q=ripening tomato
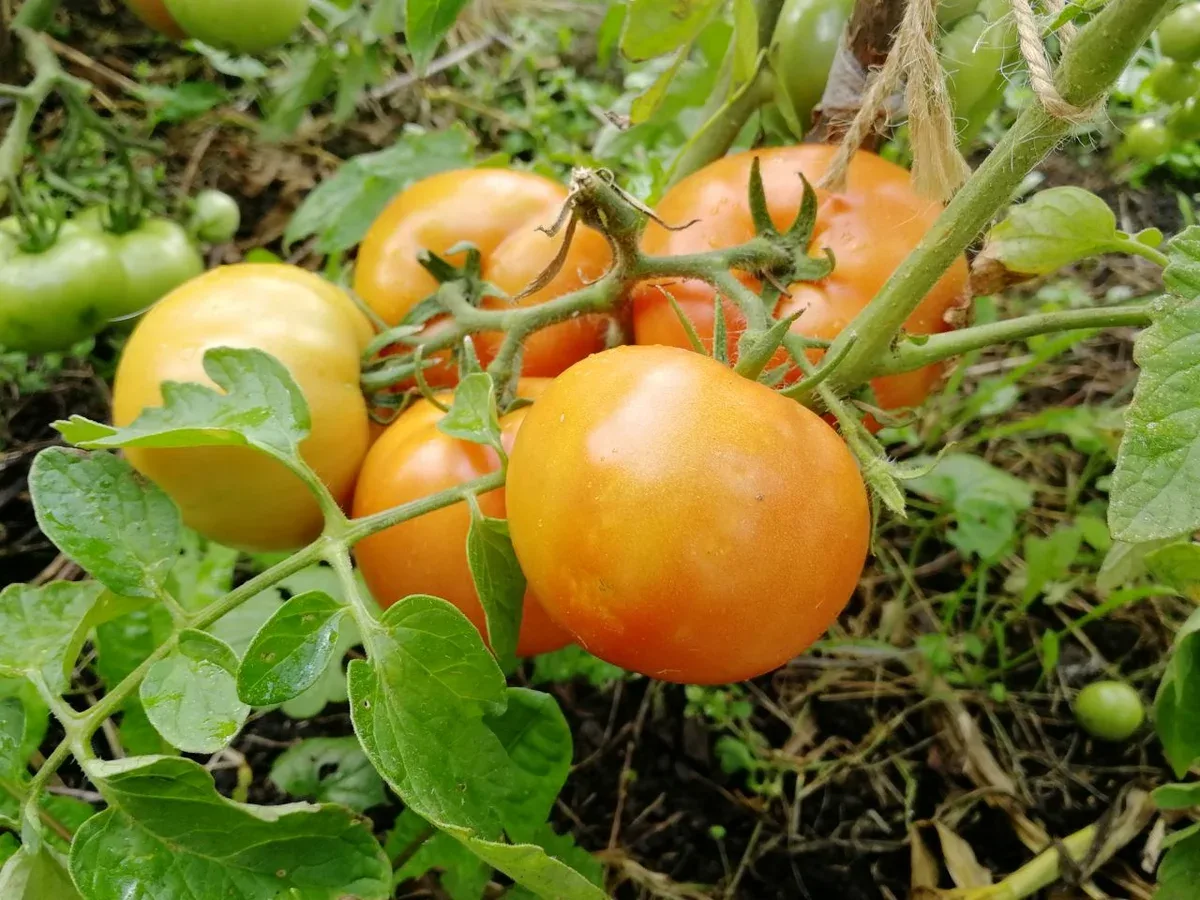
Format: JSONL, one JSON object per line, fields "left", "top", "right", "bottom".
{"left": 633, "top": 146, "right": 968, "bottom": 414}
{"left": 163, "top": 0, "right": 309, "bottom": 53}
{"left": 353, "top": 380, "right": 572, "bottom": 657}
{"left": 113, "top": 264, "right": 373, "bottom": 551}
{"left": 506, "top": 345, "right": 870, "bottom": 684}
{"left": 123, "top": 0, "right": 187, "bottom": 38}
{"left": 354, "top": 169, "right": 612, "bottom": 386}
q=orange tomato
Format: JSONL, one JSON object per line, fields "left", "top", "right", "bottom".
{"left": 633, "top": 146, "right": 967, "bottom": 413}
{"left": 355, "top": 169, "right": 612, "bottom": 386}
{"left": 506, "top": 345, "right": 870, "bottom": 684}
{"left": 123, "top": 0, "right": 187, "bottom": 38}
{"left": 352, "top": 380, "right": 572, "bottom": 657}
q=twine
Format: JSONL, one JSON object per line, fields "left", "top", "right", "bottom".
{"left": 1011, "top": 0, "right": 1104, "bottom": 123}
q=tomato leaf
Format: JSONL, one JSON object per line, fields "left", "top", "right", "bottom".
{"left": 69, "top": 756, "right": 390, "bottom": 900}
{"left": 1146, "top": 542, "right": 1200, "bottom": 601}
{"left": 349, "top": 597, "right": 603, "bottom": 898}
{"left": 977, "top": 187, "right": 1139, "bottom": 275}
{"left": 731, "top": 0, "right": 759, "bottom": 89}
{"left": 1156, "top": 629, "right": 1200, "bottom": 778}
{"left": 0, "top": 582, "right": 105, "bottom": 691}
{"left": 1108, "top": 298, "right": 1200, "bottom": 543}
{"left": 29, "top": 449, "right": 181, "bottom": 600}
{"left": 286, "top": 125, "right": 476, "bottom": 255}
{"left": 55, "top": 347, "right": 309, "bottom": 464}
{"left": 597, "top": 3, "right": 627, "bottom": 67}
{"left": 438, "top": 372, "right": 502, "bottom": 451}
{"left": 1020, "top": 525, "right": 1082, "bottom": 605}
{"left": 390, "top": 810, "right": 492, "bottom": 897}
{"left": 629, "top": 41, "right": 693, "bottom": 124}
{"left": 1157, "top": 830, "right": 1200, "bottom": 900}
{"left": 269, "top": 737, "right": 387, "bottom": 813}
{"left": 620, "top": 0, "right": 723, "bottom": 61}
{"left": 140, "top": 629, "right": 249, "bottom": 754}
{"left": 237, "top": 591, "right": 345, "bottom": 707}
{"left": 466, "top": 509, "right": 525, "bottom": 669}
{"left": 1164, "top": 225, "right": 1200, "bottom": 298}
{"left": 0, "top": 699, "right": 24, "bottom": 780}
{"left": 0, "top": 845, "right": 78, "bottom": 900}
{"left": 406, "top": 0, "right": 472, "bottom": 71}
{"left": 1154, "top": 781, "right": 1200, "bottom": 810}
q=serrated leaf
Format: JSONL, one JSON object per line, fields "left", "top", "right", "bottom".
{"left": 1156, "top": 630, "right": 1200, "bottom": 778}
{"left": 140, "top": 630, "right": 249, "bottom": 753}
{"left": 0, "top": 582, "right": 105, "bottom": 690}
{"left": 1165, "top": 226, "right": 1200, "bottom": 299}
{"left": 1158, "top": 831, "right": 1200, "bottom": 900}
{"left": 0, "top": 699, "right": 25, "bottom": 779}
{"left": 30, "top": 450, "right": 181, "bottom": 599}
{"left": 69, "top": 756, "right": 390, "bottom": 900}
{"left": 238, "top": 592, "right": 345, "bottom": 707}
{"left": 438, "top": 372, "right": 502, "bottom": 450}
{"left": 1109, "top": 298, "right": 1200, "bottom": 542}
{"left": 1154, "top": 781, "right": 1200, "bottom": 810}
{"left": 620, "top": 0, "right": 723, "bottom": 61}
{"left": 979, "top": 187, "right": 1128, "bottom": 275}
{"left": 0, "top": 845, "right": 79, "bottom": 900}
{"left": 287, "top": 126, "right": 476, "bottom": 255}
{"left": 55, "top": 348, "right": 309, "bottom": 464}
{"left": 270, "top": 737, "right": 387, "bottom": 813}
{"left": 467, "top": 511, "right": 525, "bottom": 667}
{"left": 406, "top": 0, "right": 472, "bottom": 71}
{"left": 1147, "top": 542, "right": 1200, "bottom": 601}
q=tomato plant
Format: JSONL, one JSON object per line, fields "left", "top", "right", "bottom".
{"left": 112, "top": 263, "right": 373, "bottom": 551}
{"left": 633, "top": 146, "right": 968, "bottom": 414}
{"left": 506, "top": 345, "right": 870, "bottom": 684}
{"left": 353, "top": 382, "right": 572, "bottom": 658}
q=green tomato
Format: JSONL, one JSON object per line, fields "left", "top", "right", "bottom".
{"left": 1169, "top": 96, "right": 1200, "bottom": 140}
{"left": 162, "top": 0, "right": 309, "bottom": 53}
{"left": 1073, "top": 680, "right": 1145, "bottom": 742}
{"left": 939, "top": 0, "right": 1017, "bottom": 144}
{"left": 1122, "top": 118, "right": 1173, "bottom": 160}
{"left": 771, "top": 0, "right": 854, "bottom": 134}
{"left": 1145, "top": 59, "right": 1200, "bottom": 103}
{"left": 0, "top": 229, "right": 126, "bottom": 354}
{"left": 191, "top": 189, "right": 241, "bottom": 243}
{"left": 1159, "top": 3, "right": 1200, "bottom": 63}
{"left": 68, "top": 210, "right": 205, "bottom": 319}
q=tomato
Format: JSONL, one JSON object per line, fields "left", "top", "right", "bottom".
{"left": 506, "top": 345, "right": 870, "bottom": 684}
{"left": 355, "top": 168, "right": 612, "bottom": 386}
{"left": 113, "top": 264, "right": 373, "bottom": 551}
{"left": 353, "top": 380, "right": 573, "bottom": 657}
{"left": 632, "top": 147, "right": 968, "bottom": 416}
{"left": 1123, "top": 118, "right": 1173, "bottom": 159}
{"left": 771, "top": 0, "right": 853, "bottom": 132}
{"left": 162, "top": 0, "right": 309, "bottom": 53}
{"left": 1073, "top": 680, "right": 1145, "bottom": 741}
{"left": 941, "top": 0, "right": 1018, "bottom": 144}
{"left": 0, "top": 227, "right": 125, "bottom": 354}
{"left": 1145, "top": 59, "right": 1200, "bottom": 103}
{"left": 1159, "top": 3, "right": 1200, "bottom": 64}
{"left": 190, "top": 189, "right": 241, "bottom": 243}
{"left": 123, "top": 0, "right": 187, "bottom": 38}
{"left": 69, "top": 209, "right": 204, "bottom": 320}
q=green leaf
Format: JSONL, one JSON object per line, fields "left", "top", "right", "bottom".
{"left": 1021, "top": 526, "right": 1083, "bottom": 604}
{"left": 286, "top": 125, "right": 476, "bottom": 255}
{"left": 620, "top": 0, "right": 723, "bottom": 61}
{"left": 1165, "top": 226, "right": 1200, "bottom": 299}
{"left": 438, "top": 372, "right": 502, "bottom": 450}
{"left": 189, "top": 43, "right": 270, "bottom": 79}
{"left": 390, "top": 809, "right": 491, "bottom": 898}
{"left": 466, "top": 511, "right": 525, "bottom": 668}
{"left": 406, "top": 0, "right": 472, "bottom": 71}
{"left": 0, "top": 680, "right": 48, "bottom": 772}
{"left": 629, "top": 42, "right": 692, "bottom": 124}
{"left": 1146, "top": 542, "right": 1200, "bottom": 601}
{"left": 731, "top": 0, "right": 759, "bottom": 88}
{"left": 530, "top": 646, "right": 629, "bottom": 689}
{"left": 484, "top": 689, "right": 572, "bottom": 838}
{"left": 55, "top": 348, "right": 309, "bottom": 465}
{"left": 237, "top": 592, "right": 345, "bottom": 707}
{"left": 136, "top": 82, "right": 227, "bottom": 124}
{"left": 1158, "top": 831, "right": 1200, "bottom": 900}
{"left": 269, "top": 737, "right": 387, "bottom": 813}
{"left": 978, "top": 187, "right": 1132, "bottom": 275}
{"left": 0, "top": 699, "right": 24, "bottom": 779}
{"left": 1096, "top": 537, "right": 1174, "bottom": 594}
{"left": 1156, "top": 630, "right": 1200, "bottom": 778}
{"left": 0, "top": 582, "right": 105, "bottom": 690}
{"left": 597, "top": 3, "right": 627, "bottom": 67}
{"left": 1154, "top": 781, "right": 1200, "bottom": 810}
{"left": 140, "top": 629, "right": 249, "bottom": 754}
{"left": 1109, "top": 298, "right": 1200, "bottom": 542}
{"left": 70, "top": 756, "right": 390, "bottom": 900}
{"left": 1039, "top": 631, "right": 1060, "bottom": 677}
{"left": 30, "top": 450, "right": 181, "bottom": 599}
{"left": 0, "top": 845, "right": 79, "bottom": 900}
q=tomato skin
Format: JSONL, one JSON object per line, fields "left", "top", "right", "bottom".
{"left": 353, "top": 381, "right": 573, "bottom": 657}
{"left": 1123, "top": 118, "right": 1173, "bottom": 159}
{"left": 506, "top": 345, "right": 870, "bottom": 684}
{"left": 1073, "top": 680, "right": 1145, "bottom": 741}
{"left": 123, "top": 0, "right": 187, "bottom": 38}
{"left": 191, "top": 190, "right": 241, "bottom": 243}
{"left": 1159, "top": 3, "right": 1200, "bottom": 64}
{"left": 355, "top": 169, "right": 611, "bottom": 385}
{"left": 771, "top": 0, "right": 853, "bottom": 131}
{"left": 0, "top": 229, "right": 125, "bottom": 354}
{"left": 1146, "top": 59, "right": 1200, "bottom": 104}
{"left": 632, "top": 146, "right": 968, "bottom": 415}
{"left": 113, "top": 264, "right": 373, "bottom": 551}
{"left": 163, "top": 0, "right": 309, "bottom": 53}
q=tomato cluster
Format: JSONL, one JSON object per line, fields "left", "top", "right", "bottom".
{"left": 1120, "top": 2, "right": 1200, "bottom": 161}
{"left": 123, "top": 0, "right": 308, "bottom": 53}
{"left": 111, "top": 148, "right": 968, "bottom": 684}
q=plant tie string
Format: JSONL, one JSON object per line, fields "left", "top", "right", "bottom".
{"left": 1011, "top": 0, "right": 1106, "bottom": 124}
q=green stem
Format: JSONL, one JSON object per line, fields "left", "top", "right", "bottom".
{"left": 1119, "top": 239, "right": 1169, "bottom": 267}
{"left": 0, "top": 29, "right": 63, "bottom": 206}
{"left": 812, "top": 0, "right": 1170, "bottom": 403}
{"left": 344, "top": 471, "right": 504, "bottom": 545}
{"left": 12, "top": 0, "right": 62, "bottom": 29}
{"left": 867, "top": 303, "right": 1155, "bottom": 378}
